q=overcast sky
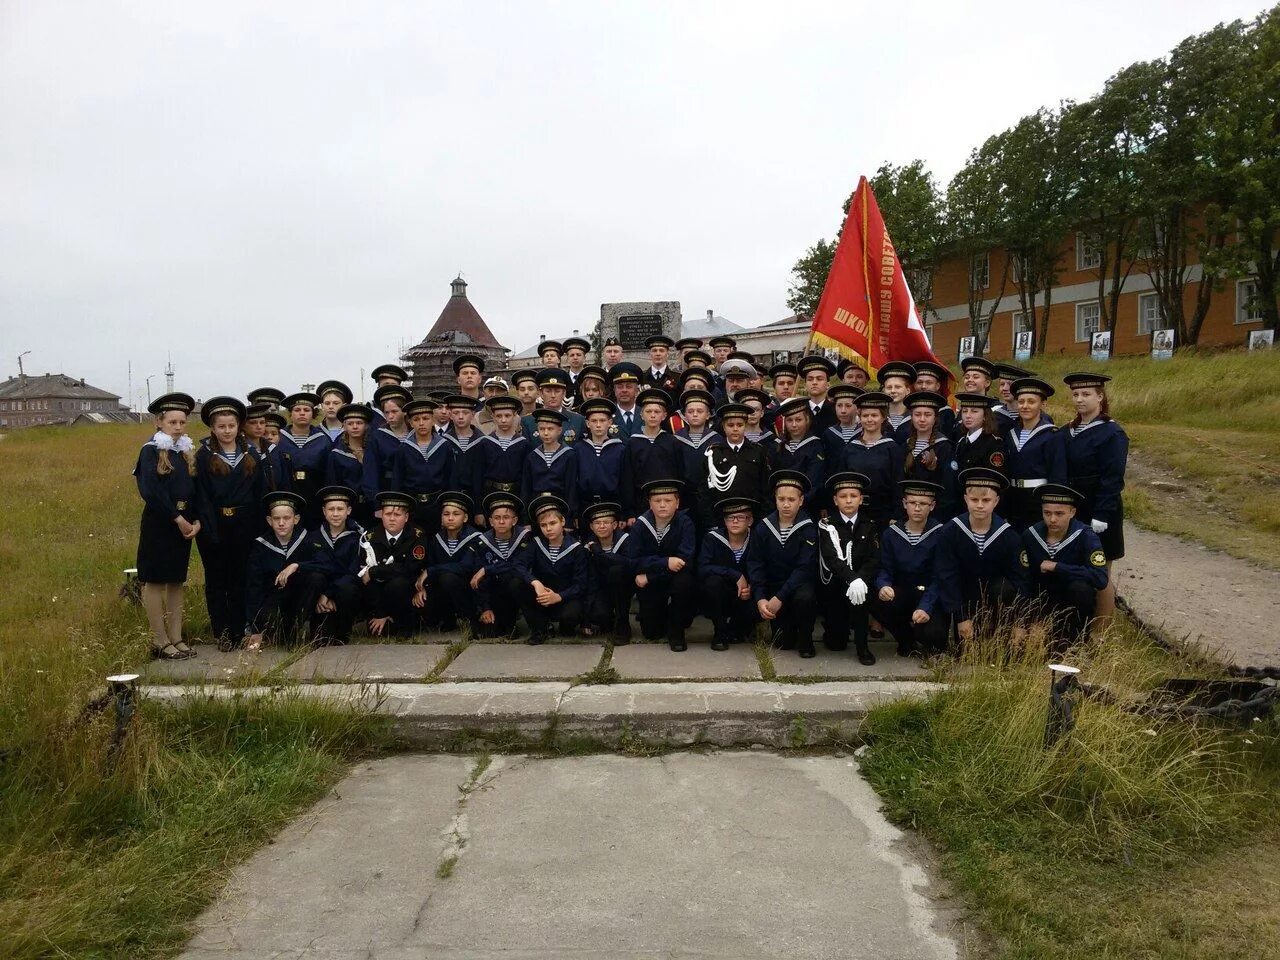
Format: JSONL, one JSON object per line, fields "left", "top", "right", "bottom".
{"left": 1, "top": 1, "right": 1263, "bottom": 406}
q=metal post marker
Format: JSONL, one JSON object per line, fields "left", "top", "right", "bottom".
{"left": 105, "top": 674, "right": 140, "bottom": 766}
{"left": 1044, "top": 664, "right": 1081, "bottom": 748}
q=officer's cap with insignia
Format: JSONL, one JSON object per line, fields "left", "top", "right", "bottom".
{"left": 637, "top": 387, "right": 671, "bottom": 411}
{"left": 529, "top": 493, "right": 569, "bottom": 520}
{"left": 282, "top": 392, "right": 320, "bottom": 412}
{"left": 796, "top": 354, "right": 836, "bottom": 378}
{"left": 642, "top": 478, "right": 683, "bottom": 498}
{"left": 264, "top": 490, "right": 306, "bottom": 514}
{"left": 913, "top": 360, "right": 951, "bottom": 383}
{"left": 769, "top": 362, "right": 799, "bottom": 382}
{"left": 718, "top": 496, "right": 758, "bottom": 518}
{"left": 376, "top": 490, "right": 417, "bottom": 511}
{"left": 316, "top": 485, "right": 356, "bottom": 505}
{"left": 835, "top": 358, "right": 861, "bottom": 379}
{"left": 828, "top": 384, "right": 864, "bottom": 402}
{"left": 716, "top": 402, "right": 752, "bottom": 422}
{"left": 443, "top": 394, "right": 479, "bottom": 409}
{"left": 1011, "top": 376, "right": 1054, "bottom": 399}
{"left": 604, "top": 336, "right": 621, "bottom": 348}
{"left": 734, "top": 388, "right": 770, "bottom": 409}
{"left": 245, "top": 402, "right": 273, "bottom": 420}
{"left": 484, "top": 395, "right": 521, "bottom": 414}
{"left": 316, "top": 380, "right": 353, "bottom": 403}
{"left": 995, "top": 362, "right": 1033, "bottom": 382}
{"left": 708, "top": 335, "right": 737, "bottom": 350}
{"left": 719, "top": 358, "right": 756, "bottom": 378}
{"left": 532, "top": 407, "right": 567, "bottom": 425}
{"left": 371, "top": 364, "right": 408, "bottom": 383}
{"left": 537, "top": 339, "right": 563, "bottom": 357}
{"left": 679, "top": 367, "right": 713, "bottom": 390}
{"left": 578, "top": 397, "right": 616, "bottom": 419}
{"left": 1037, "top": 483, "right": 1084, "bottom": 506}
{"left": 373, "top": 384, "right": 413, "bottom": 409}
{"left": 776, "top": 396, "right": 813, "bottom": 420}
{"left": 899, "top": 479, "right": 945, "bottom": 499}
{"left": 578, "top": 365, "right": 609, "bottom": 386}
{"left": 828, "top": 471, "right": 872, "bottom": 493}
{"left": 609, "top": 361, "right": 643, "bottom": 384}
{"left": 200, "top": 395, "right": 245, "bottom": 425}
{"left": 483, "top": 375, "right": 509, "bottom": 391}
{"left": 958, "top": 467, "right": 1008, "bottom": 492}
{"left": 337, "top": 403, "right": 373, "bottom": 423}
{"left": 680, "top": 388, "right": 715, "bottom": 411}
{"left": 264, "top": 411, "right": 287, "bottom": 429}
{"left": 682, "top": 349, "right": 714, "bottom": 367}
{"left": 535, "top": 368, "right": 570, "bottom": 390}
{"left": 149, "top": 392, "right": 196, "bottom": 417}
{"left": 854, "top": 391, "right": 891, "bottom": 411}
{"left": 954, "top": 392, "right": 997, "bottom": 409}
{"left": 904, "top": 390, "right": 945, "bottom": 410}
{"left": 674, "top": 337, "right": 703, "bottom": 353}
{"left": 439, "top": 490, "right": 474, "bottom": 515}
{"left": 770, "top": 469, "right": 811, "bottom": 494}
{"left": 247, "top": 387, "right": 285, "bottom": 407}
{"left": 511, "top": 369, "right": 539, "bottom": 387}
{"left": 453, "top": 354, "right": 485, "bottom": 375}
{"left": 581, "top": 501, "right": 622, "bottom": 525}
{"left": 562, "top": 337, "right": 591, "bottom": 354}
{"left": 1063, "top": 371, "right": 1112, "bottom": 390}
{"left": 876, "top": 361, "right": 917, "bottom": 386}
{"left": 483, "top": 491, "right": 523, "bottom": 516}
{"left": 402, "top": 397, "right": 439, "bottom": 417}
{"left": 960, "top": 356, "right": 997, "bottom": 379}
{"left": 645, "top": 334, "right": 675, "bottom": 350}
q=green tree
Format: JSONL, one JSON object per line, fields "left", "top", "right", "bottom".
{"left": 947, "top": 141, "right": 1011, "bottom": 354}
{"left": 786, "top": 237, "right": 837, "bottom": 319}
{"left": 869, "top": 161, "right": 947, "bottom": 317}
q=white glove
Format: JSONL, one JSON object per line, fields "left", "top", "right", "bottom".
{"left": 845, "top": 578, "right": 868, "bottom": 605}
{"left": 1090, "top": 519, "right": 1109, "bottom": 534}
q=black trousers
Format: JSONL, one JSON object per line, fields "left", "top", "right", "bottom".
{"left": 520, "top": 588, "right": 584, "bottom": 635}
{"left": 423, "top": 570, "right": 477, "bottom": 629}
{"left": 636, "top": 568, "right": 695, "bottom": 642}
{"left": 364, "top": 573, "right": 419, "bottom": 636}
{"left": 479, "top": 571, "right": 526, "bottom": 636}
{"left": 1034, "top": 579, "right": 1097, "bottom": 648}
{"left": 196, "top": 514, "right": 255, "bottom": 639}
{"left": 701, "top": 574, "right": 755, "bottom": 642}
{"left": 869, "top": 589, "right": 948, "bottom": 654}
{"left": 760, "top": 581, "right": 818, "bottom": 650}
{"left": 249, "top": 569, "right": 326, "bottom": 643}
{"left": 313, "top": 579, "right": 361, "bottom": 643}
{"left": 584, "top": 566, "right": 635, "bottom": 630}
{"left": 821, "top": 579, "right": 871, "bottom": 650}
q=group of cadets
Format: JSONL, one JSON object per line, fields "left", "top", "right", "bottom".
{"left": 134, "top": 333, "right": 1127, "bottom": 662}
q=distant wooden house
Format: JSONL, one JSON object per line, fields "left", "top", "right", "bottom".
{"left": 400, "top": 277, "right": 510, "bottom": 392}
{"left": 0, "top": 373, "right": 134, "bottom": 428}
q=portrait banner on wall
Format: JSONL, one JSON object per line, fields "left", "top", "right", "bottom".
{"left": 958, "top": 336, "right": 976, "bottom": 362}
{"left": 1090, "top": 331, "right": 1112, "bottom": 362}
{"left": 1151, "top": 329, "right": 1174, "bottom": 360}
{"left": 1014, "top": 330, "right": 1032, "bottom": 361}
{"left": 1248, "top": 329, "right": 1275, "bottom": 351}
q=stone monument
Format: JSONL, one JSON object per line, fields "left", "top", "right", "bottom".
{"left": 599, "top": 301, "right": 682, "bottom": 364}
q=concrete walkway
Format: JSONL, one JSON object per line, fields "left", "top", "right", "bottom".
{"left": 180, "top": 753, "right": 962, "bottom": 960}
{"left": 1116, "top": 521, "right": 1280, "bottom": 669}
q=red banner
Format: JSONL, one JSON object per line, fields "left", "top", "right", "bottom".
{"left": 808, "top": 177, "right": 941, "bottom": 376}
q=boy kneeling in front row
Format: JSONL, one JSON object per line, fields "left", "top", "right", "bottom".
{"left": 870, "top": 480, "right": 948, "bottom": 658}
{"left": 818, "top": 472, "right": 881, "bottom": 665}
{"left": 697, "top": 497, "right": 757, "bottom": 651}
{"left": 362, "top": 491, "right": 430, "bottom": 639}
{"left": 415, "top": 491, "right": 483, "bottom": 633}
{"left": 471, "top": 491, "right": 532, "bottom": 639}
{"left": 244, "top": 491, "right": 327, "bottom": 651}
{"left": 626, "top": 479, "right": 697, "bottom": 651}
{"left": 581, "top": 501, "right": 635, "bottom": 641}
{"left": 518, "top": 494, "right": 590, "bottom": 645}
{"left": 747, "top": 470, "right": 818, "bottom": 656}
{"left": 296, "top": 485, "right": 365, "bottom": 645}
{"left": 1022, "top": 484, "right": 1108, "bottom": 651}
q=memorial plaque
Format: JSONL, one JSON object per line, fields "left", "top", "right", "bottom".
{"left": 618, "top": 314, "right": 663, "bottom": 350}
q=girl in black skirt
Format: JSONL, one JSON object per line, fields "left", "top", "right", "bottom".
{"left": 195, "top": 396, "right": 267, "bottom": 650}
{"left": 133, "top": 392, "right": 202, "bottom": 660}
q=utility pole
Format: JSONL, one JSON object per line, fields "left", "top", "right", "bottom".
{"left": 146, "top": 375, "right": 155, "bottom": 407}
{"left": 127, "top": 361, "right": 133, "bottom": 412}
{"left": 17, "top": 350, "right": 30, "bottom": 378}
{"left": 165, "top": 354, "right": 174, "bottom": 394}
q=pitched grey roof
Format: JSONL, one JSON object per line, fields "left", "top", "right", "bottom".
{"left": 0, "top": 374, "right": 122, "bottom": 401}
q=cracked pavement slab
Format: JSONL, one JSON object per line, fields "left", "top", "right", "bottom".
{"left": 180, "top": 753, "right": 959, "bottom": 960}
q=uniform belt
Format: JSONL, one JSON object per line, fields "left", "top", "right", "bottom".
{"left": 484, "top": 481, "right": 516, "bottom": 492}
{"left": 220, "top": 506, "right": 240, "bottom": 517}
{"left": 175, "top": 500, "right": 188, "bottom": 510}
{"left": 293, "top": 470, "right": 307, "bottom": 480}
{"left": 1010, "top": 478, "right": 1047, "bottom": 488}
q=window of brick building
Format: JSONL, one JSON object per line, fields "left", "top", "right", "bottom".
{"left": 1138, "top": 293, "right": 1162, "bottom": 335}
{"left": 1076, "top": 233, "right": 1101, "bottom": 271}
{"left": 1237, "top": 279, "right": 1264, "bottom": 324}
{"left": 1075, "top": 302, "right": 1101, "bottom": 342}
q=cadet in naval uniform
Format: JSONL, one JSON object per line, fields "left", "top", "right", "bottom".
{"left": 696, "top": 401, "right": 769, "bottom": 530}
{"left": 392, "top": 397, "right": 459, "bottom": 536}
{"left": 747, "top": 470, "right": 819, "bottom": 656}
{"left": 271, "top": 392, "right": 331, "bottom": 525}
{"left": 471, "top": 491, "right": 533, "bottom": 638}
{"left": 297, "top": 485, "right": 365, "bottom": 645}
{"left": 361, "top": 490, "right": 430, "bottom": 639}
{"left": 1021, "top": 484, "right": 1108, "bottom": 650}
{"left": 871, "top": 481, "right": 949, "bottom": 657}
{"left": 1003, "top": 377, "right": 1066, "bottom": 530}
{"left": 244, "top": 490, "right": 322, "bottom": 650}
{"left": 516, "top": 494, "right": 591, "bottom": 645}
{"left": 624, "top": 479, "right": 697, "bottom": 650}
{"left": 697, "top": 497, "right": 758, "bottom": 650}
{"left": 817, "top": 472, "right": 881, "bottom": 664}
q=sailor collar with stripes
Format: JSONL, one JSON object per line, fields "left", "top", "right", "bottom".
{"left": 635, "top": 515, "right": 674, "bottom": 542}
{"left": 887, "top": 519, "right": 944, "bottom": 545}
{"left": 1069, "top": 417, "right": 1110, "bottom": 438}
{"left": 783, "top": 434, "right": 821, "bottom": 453}
{"left": 950, "top": 514, "right": 1012, "bottom": 551}
{"left": 1011, "top": 422, "right": 1055, "bottom": 451}
{"left": 481, "top": 432, "right": 528, "bottom": 450}
{"left": 760, "top": 514, "right": 813, "bottom": 544}
{"left": 255, "top": 527, "right": 308, "bottom": 559}
{"left": 320, "top": 523, "right": 363, "bottom": 549}
{"left": 480, "top": 526, "right": 530, "bottom": 555}
{"left": 706, "top": 528, "right": 750, "bottom": 554}
{"left": 408, "top": 431, "right": 452, "bottom": 460}
{"left": 376, "top": 426, "right": 411, "bottom": 443}
{"left": 1027, "top": 524, "right": 1083, "bottom": 557}
{"left": 851, "top": 435, "right": 897, "bottom": 449}
{"left": 536, "top": 444, "right": 575, "bottom": 466}
{"left": 582, "top": 436, "right": 624, "bottom": 453}
{"left": 331, "top": 445, "right": 361, "bottom": 462}
{"left": 674, "top": 429, "right": 722, "bottom": 449}
{"left": 535, "top": 534, "right": 582, "bottom": 561}
{"left": 278, "top": 427, "right": 327, "bottom": 449}
{"left": 435, "top": 528, "right": 483, "bottom": 556}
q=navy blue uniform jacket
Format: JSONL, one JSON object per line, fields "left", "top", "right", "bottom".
{"left": 746, "top": 512, "right": 817, "bottom": 603}
{"left": 624, "top": 511, "right": 696, "bottom": 581}
{"left": 298, "top": 523, "right": 364, "bottom": 592}
{"left": 873, "top": 520, "right": 944, "bottom": 615}
{"left": 244, "top": 527, "right": 310, "bottom": 622}
{"left": 515, "top": 534, "right": 591, "bottom": 601}
{"left": 1022, "top": 519, "right": 1109, "bottom": 592}
{"left": 934, "top": 514, "right": 1028, "bottom": 616}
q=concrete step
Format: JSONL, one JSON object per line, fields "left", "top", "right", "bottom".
{"left": 142, "top": 679, "right": 941, "bottom": 750}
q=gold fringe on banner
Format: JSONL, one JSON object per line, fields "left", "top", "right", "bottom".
{"left": 805, "top": 330, "right": 876, "bottom": 378}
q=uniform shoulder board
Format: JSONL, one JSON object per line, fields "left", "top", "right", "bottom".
{"left": 1020, "top": 549, "right": 1029, "bottom": 567}
{"left": 1090, "top": 549, "right": 1106, "bottom": 567}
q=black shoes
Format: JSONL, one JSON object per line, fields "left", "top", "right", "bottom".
{"left": 668, "top": 630, "right": 687, "bottom": 652}
{"left": 711, "top": 637, "right": 730, "bottom": 652}
{"left": 856, "top": 645, "right": 877, "bottom": 666}
{"left": 798, "top": 643, "right": 816, "bottom": 659}
{"left": 527, "top": 631, "right": 548, "bottom": 646}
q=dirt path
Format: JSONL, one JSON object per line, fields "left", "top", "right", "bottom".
{"left": 1115, "top": 522, "right": 1280, "bottom": 670}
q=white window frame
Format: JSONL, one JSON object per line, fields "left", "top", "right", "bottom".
{"left": 974, "top": 318, "right": 991, "bottom": 352}
{"left": 1076, "top": 232, "right": 1101, "bottom": 271}
{"left": 1237, "top": 278, "right": 1264, "bottom": 325}
{"left": 969, "top": 254, "right": 990, "bottom": 292}
{"left": 1011, "top": 311, "right": 1033, "bottom": 337}
{"left": 1010, "top": 253, "right": 1030, "bottom": 284}
{"left": 1137, "top": 293, "right": 1162, "bottom": 335}
{"left": 924, "top": 324, "right": 935, "bottom": 347}
{"left": 1075, "top": 302, "right": 1101, "bottom": 343}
